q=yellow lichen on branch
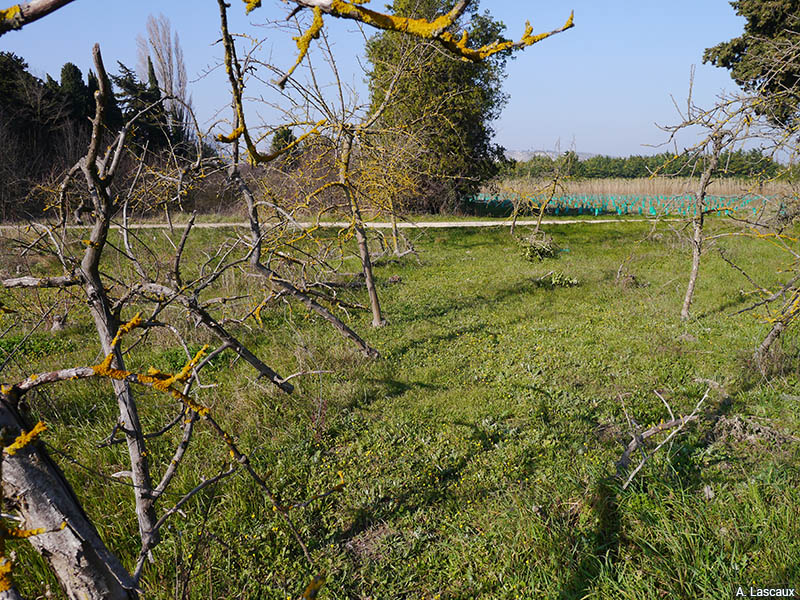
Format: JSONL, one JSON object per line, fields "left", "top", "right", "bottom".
{"left": 253, "top": 298, "right": 268, "bottom": 326}
{"left": 281, "top": 6, "right": 324, "bottom": 85}
{"left": 437, "top": 11, "right": 575, "bottom": 61}
{"left": 243, "top": 0, "right": 261, "bottom": 13}
{"left": 87, "top": 313, "right": 212, "bottom": 415}
{"left": 3, "top": 526, "right": 46, "bottom": 539}
{"left": 152, "top": 345, "right": 210, "bottom": 391}
{"left": 4, "top": 421, "right": 47, "bottom": 456}
{"left": 326, "top": 0, "right": 462, "bottom": 36}
{"left": 0, "top": 520, "right": 55, "bottom": 595}
{"left": 292, "top": 1, "right": 573, "bottom": 63}
{"left": 216, "top": 125, "right": 245, "bottom": 144}
{"left": 0, "top": 5, "right": 22, "bottom": 34}
{"left": 0, "top": 560, "right": 12, "bottom": 593}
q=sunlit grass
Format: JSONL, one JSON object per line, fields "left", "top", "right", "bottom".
{"left": 3, "top": 221, "right": 799, "bottom": 599}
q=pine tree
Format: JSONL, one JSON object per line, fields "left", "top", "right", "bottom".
{"left": 704, "top": 0, "right": 800, "bottom": 126}
{"left": 59, "top": 62, "right": 91, "bottom": 122}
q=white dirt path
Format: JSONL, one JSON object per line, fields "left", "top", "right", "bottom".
{"left": 0, "top": 218, "right": 666, "bottom": 231}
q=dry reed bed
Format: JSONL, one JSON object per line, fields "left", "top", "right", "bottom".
{"left": 497, "top": 177, "right": 796, "bottom": 198}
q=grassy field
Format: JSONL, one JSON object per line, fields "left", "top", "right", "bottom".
{"left": 2, "top": 220, "right": 800, "bottom": 599}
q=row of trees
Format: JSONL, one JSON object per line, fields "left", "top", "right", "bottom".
{"left": 506, "top": 148, "right": 784, "bottom": 180}
{"left": 0, "top": 15, "right": 196, "bottom": 221}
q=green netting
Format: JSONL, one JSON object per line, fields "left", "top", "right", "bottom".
{"left": 463, "top": 193, "right": 769, "bottom": 218}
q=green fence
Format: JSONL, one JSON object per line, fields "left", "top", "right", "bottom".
{"left": 464, "top": 193, "right": 768, "bottom": 218}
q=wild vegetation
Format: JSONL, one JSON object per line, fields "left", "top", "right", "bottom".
{"left": 3, "top": 0, "right": 800, "bottom": 598}
{"left": 2, "top": 222, "right": 800, "bottom": 598}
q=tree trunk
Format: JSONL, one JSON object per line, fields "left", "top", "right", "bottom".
{"left": 77, "top": 44, "right": 159, "bottom": 550}
{"left": 79, "top": 180, "right": 158, "bottom": 552}
{"left": 680, "top": 136, "right": 722, "bottom": 321}
{"left": 340, "top": 133, "right": 385, "bottom": 327}
{"left": 390, "top": 203, "right": 400, "bottom": 255}
{"left": 756, "top": 320, "right": 785, "bottom": 362}
{"left": 0, "top": 398, "right": 136, "bottom": 599}
{"left": 681, "top": 210, "right": 704, "bottom": 321}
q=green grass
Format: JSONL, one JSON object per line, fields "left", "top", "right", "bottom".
{"left": 2, "top": 221, "right": 800, "bottom": 599}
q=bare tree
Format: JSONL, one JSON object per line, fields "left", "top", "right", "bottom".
{"left": 658, "top": 80, "right": 763, "bottom": 321}
{"left": 136, "top": 14, "right": 191, "bottom": 138}
{"left": 0, "top": 2, "right": 574, "bottom": 596}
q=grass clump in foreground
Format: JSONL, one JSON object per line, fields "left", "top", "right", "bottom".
{"left": 3, "top": 221, "right": 800, "bottom": 599}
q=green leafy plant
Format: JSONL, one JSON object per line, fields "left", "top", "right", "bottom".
{"left": 520, "top": 232, "right": 558, "bottom": 262}
{"left": 533, "top": 270, "right": 579, "bottom": 288}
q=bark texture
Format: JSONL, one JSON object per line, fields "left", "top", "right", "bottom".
{"left": 0, "top": 398, "right": 136, "bottom": 599}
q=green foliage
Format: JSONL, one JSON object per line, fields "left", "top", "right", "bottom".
{"left": 0, "top": 333, "right": 76, "bottom": 360}
{"left": 510, "top": 149, "right": 782, "bottom": 179}
{"left": 270, "top": 126, "right": 297, "bottom": 155}
{"left": 704, "top": 0, "right": 800, "bottom": 126}
{"left": 5, "top": 223, "right": 800, "bottom": 597}
{"left": 8, "top": 223, "right": 800, "bottom": 598}
{"left": 365, "top": 0, "right": 510, "bottom": 212}
{"left": 520, "top": 233, "right": 557, "bottom": 261}
{"left": 112, "top": 57, "right": 193, "bottom": 156}
{"left": 59, "top": 62, "right": 91, "bottom": 122}
{"left": 0, "top": 52, "right": 107, "bottom": 219}
{"left": 113, "top": 62, "right": 169, "bottom": 151}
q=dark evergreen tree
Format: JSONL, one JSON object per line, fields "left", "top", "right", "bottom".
{"left": 365, "top": 0, "right": 511, "bottom": 211}
{"left": 59, "top": 62, "right": 91, "bottom": 122}
{"left": 113, "top": 60, "right": 168, "bottom": 151}
{"left": 704, "top": 0, "right": 800, "bottom": 126}
{"left": 270, "top": 126, "right": 297, "bottom": 155}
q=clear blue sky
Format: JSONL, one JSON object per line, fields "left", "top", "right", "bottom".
{"left": 1, "top": 0, "right": 746, "bottom": 156}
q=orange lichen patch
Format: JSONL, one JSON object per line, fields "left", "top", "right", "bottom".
{"left": 4, "top": 421, "right": 46, "bottom": 456}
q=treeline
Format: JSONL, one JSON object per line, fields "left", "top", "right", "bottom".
{"left": 0, "top": 51, "right": 200, "bottom": 220}
{"left": 507, "top": 149, "right": 783, "bottom": 180}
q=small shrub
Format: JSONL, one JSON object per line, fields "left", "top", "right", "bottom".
{"left": 520, "top": 232, "right": 557, "bottom": 262}
{"left": 533, "top": 270, "right": 579, "bottom": 288}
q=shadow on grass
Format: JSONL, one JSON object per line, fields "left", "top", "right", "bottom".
{"left": 695, "top": 293, "right": 750, "bottom": 321}
{"left": 392, "top": 278, "right": 543, "bottom": 331}
{"left": 559, "top": 478, "right": 621, "bottom": 599}
{"left": 558, "top": 388, "right": 737, "bottom": 597}
{"left": 331, "top": 417, "right": 515, "bottom": 554}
